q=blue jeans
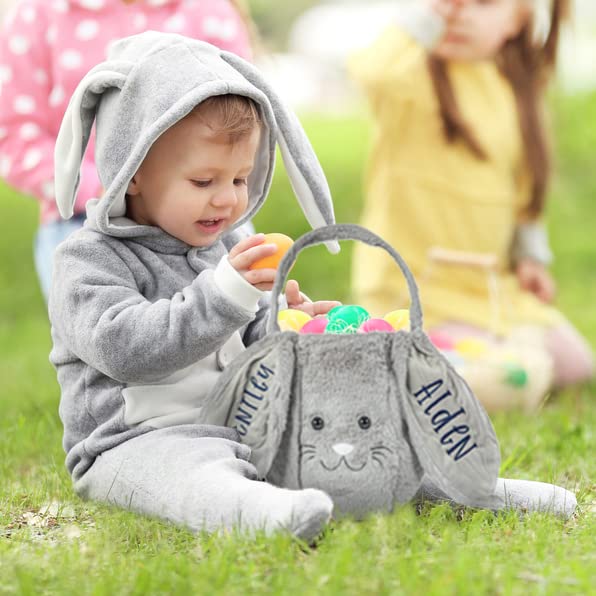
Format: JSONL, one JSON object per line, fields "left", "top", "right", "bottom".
{"left": 34, "top": 215, "right": 86, "bottom": 301}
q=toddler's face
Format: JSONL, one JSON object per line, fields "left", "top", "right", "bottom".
{"left": 433, "top": 0, "right": 530, "bottom": 61}
{"left": 126, "top": 115, "right": 260, "bottom": 247}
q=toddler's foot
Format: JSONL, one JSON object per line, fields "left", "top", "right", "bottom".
{"left": 494, "top": 478, "right": 577, "bottom": 519}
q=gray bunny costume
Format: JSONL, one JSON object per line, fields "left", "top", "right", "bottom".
{"left": 49, "top": 31, "right": 340, "bottom": 539}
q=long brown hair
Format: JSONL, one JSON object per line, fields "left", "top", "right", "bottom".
{"left": 428, "top": 0, "right": 570, "bottom": 217}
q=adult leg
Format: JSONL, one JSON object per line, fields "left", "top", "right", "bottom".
{"left": 74, "top": 426, "right": 333, "bottom": 540}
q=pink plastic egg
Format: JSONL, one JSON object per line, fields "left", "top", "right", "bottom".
{"left": 358, "top": 318, "right": 394, "bottom": 333}
{"left": 300, "top": 317, "right": 328, "bottom": 334}
{"left": 428, "top": 331, "right": 456, "bottom": 351}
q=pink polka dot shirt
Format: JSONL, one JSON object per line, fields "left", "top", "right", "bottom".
{"left": 0, "top": 0, "right": 252, "bottom": 224}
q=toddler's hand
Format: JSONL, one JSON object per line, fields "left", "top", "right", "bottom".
{"left": 228, "top": 234, "right": 279, "bottom": 291}
{"left": 285, "top": 279, "right": 341, "bottom": 317}
{"left": 516, "top": 259, "right": 556, "bottom": 304}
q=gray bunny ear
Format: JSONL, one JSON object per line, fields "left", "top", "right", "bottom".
{"left": 220, "top": 51, "right": 339, "bottom": 254}
{"left": 396, "top": 335, "right": 501, "bottom": 508}
{"left": 54, "top": 62, "right": 130, "bottom": 219}
{"left": 207, "top": 333, "right": 296, "bottom": 478}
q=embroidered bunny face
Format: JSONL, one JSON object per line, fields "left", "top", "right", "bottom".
{"left": 296, "top": 380, "right": 423, "bottom": 515}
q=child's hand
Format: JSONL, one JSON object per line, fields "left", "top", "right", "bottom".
{"left": 285, "top": 279, "right": 341, "bottom": 317}
{"left": 228, "top": 234, "right": 279, "bottom": 291}
{"left": 516, "top": 259, "right": 556, "bottom": 304}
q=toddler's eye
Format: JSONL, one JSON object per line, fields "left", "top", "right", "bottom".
{"left": 233, "top": 178, "right": 248, "bottom": 186}
{"left": 358, "top": 416, "right": 371, "bottom": 430}
{"left": 192, "top": 180, "right": 211, "bottom": 188}
{"left": 311, "top": 416, "right": 325, "bottom": 431}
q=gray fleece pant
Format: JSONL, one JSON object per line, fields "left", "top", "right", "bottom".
{"left": 74, "top": 426, "right": 333, "bottom": 540}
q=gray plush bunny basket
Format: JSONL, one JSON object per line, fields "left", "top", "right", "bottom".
{"left": 209, "top": 224, "right": 502, "bottom": 516}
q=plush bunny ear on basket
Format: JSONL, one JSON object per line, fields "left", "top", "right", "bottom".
{"left": 209, "top": 224, "right": 502, "bottom": 515}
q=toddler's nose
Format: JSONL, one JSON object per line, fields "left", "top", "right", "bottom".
{"left": 211, "top": 185, "right": 238, "bottom": 207}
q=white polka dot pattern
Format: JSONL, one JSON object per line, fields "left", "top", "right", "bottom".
{"left": 0, "top": 127, "right": 7, "bottom": 140}
{"left": 49, "top": 86, "right": 66, "bottom": 108}
{"left": 0, "top": 66, "right": 12, "bottom": 84}
{"left": 132, "top": 13, "right": 148, "bottom": 30}
{"left": 14, "top": 95, "right": 36, "bottom": 114}
{"left": 60, "top": 50, "right": 84, "bottom": 70}
{"left": 20, "top": 123, "right": 41, "bottom": 140}
{"left": 203, "top": 17, "right": 237, "bottom": 42}
{"left": 76, "top": 20, "right": 100, "bottom": 41}
{"left": 79, "top": 0, "right": 106, "bottom": 10}
{"left": 164, "top": 15, "right": 186, "bottom": 33}
{"left": 21, "top": 6, "right": 37, "bottom": 24}
{"left": 9, "top": 35, "right": 30, "bottom": 55}
{"left": 23, "top": 148, "right": 43, "bottom": 170}
{"left": 52, "top": 0, "right": 69, "bottom": 14}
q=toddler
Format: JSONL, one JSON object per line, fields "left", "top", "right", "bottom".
{"left": 49, "top": 31, "right": 340, "bottom": 538}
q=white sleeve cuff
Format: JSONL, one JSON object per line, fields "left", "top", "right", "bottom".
{"left": 214, "top": 255, "right": 263, "bottom": 313}
{"left": 395, "top": 2, "right": 446, "bottom": 49}
{"left": 511, "top": 223, "right": 553, "bottom": 266}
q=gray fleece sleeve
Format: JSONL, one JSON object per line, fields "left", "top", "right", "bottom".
{"left": 49, "top": 236, "right": 258, "bottom": 384}
{"left": 511, "top": 222, "right": 553, "bottom": 266}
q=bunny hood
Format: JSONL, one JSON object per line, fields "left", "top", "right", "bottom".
{"left": 55, "top": 31, "right": 338, "bottom": 250}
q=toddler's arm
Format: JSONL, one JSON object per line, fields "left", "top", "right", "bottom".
{"left": 49, "top": 235, "right": 268, "bottom": 384}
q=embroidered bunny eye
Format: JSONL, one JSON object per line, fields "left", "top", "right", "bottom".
{"left": 311, "top": 416, "right": 325, "bottom": 431}
{"left": 358, "top": 416, "right": 371, "bottom": 430}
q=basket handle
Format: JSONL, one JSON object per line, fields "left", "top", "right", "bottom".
{"left": 267, "top": 224, "right": 423, "bottom": 333}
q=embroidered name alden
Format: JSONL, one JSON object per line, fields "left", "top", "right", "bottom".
{"left": 413, "top": 379, "right": 478, "bottom": 461}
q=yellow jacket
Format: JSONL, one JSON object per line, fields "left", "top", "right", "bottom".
{"left": 349, "top": 26, "right": 561, "bottom": 335}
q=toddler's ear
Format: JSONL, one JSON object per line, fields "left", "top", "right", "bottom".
{"left": 126, "top": 175, "right": 140, "bottom": 196}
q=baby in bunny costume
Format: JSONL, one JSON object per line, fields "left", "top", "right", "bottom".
{"left": 48, "top": 31, "right": 342, "bottom": 539}
{"left": 50, "top": 31, "right": 576, "bottom": 538}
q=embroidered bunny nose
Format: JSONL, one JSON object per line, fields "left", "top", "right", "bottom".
{"left": 333, "top": 443, "right": 354, "bottom": 456}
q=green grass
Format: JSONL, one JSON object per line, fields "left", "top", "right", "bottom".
{"left": 1, "top": 93, "right": 595, "bottom": 595}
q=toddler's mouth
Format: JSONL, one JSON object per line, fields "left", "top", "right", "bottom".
{"left": 195, "top": 218, "right": 225, "bottom": 233}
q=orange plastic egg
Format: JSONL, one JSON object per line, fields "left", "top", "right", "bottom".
{"left": 249, "top": 233, "right": 294, "bottom": 270}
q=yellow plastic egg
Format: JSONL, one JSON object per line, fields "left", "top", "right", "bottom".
{"left": 383, "top": 309, "right": 410, "bottom": 331}
{"left": 454, "top": 337, "right": 489, "bottom": 359}
{"left": 277, "top": 309, "right": 312, "bottom": 332}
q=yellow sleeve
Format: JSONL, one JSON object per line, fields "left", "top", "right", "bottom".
{"left": 347, "top": 25, "right": 429, "bottom": 97}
